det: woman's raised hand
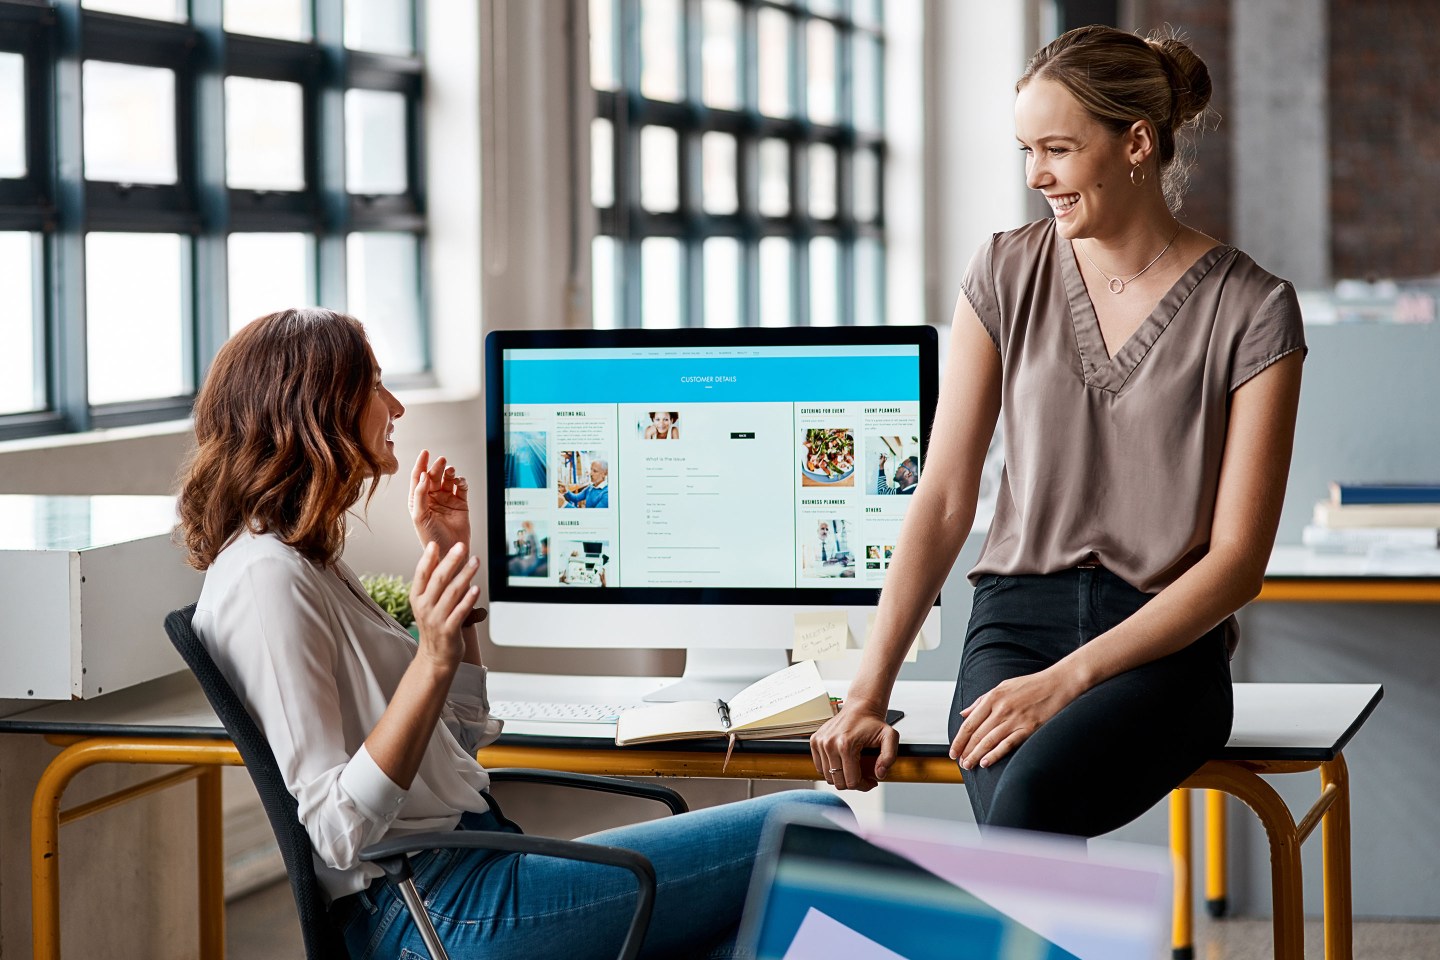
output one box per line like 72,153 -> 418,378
409,449 -> 471,557
409,541 -> 480,670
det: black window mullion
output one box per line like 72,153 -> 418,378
192,0 -> 228,377
591,0 -> 883,330
617,0 -> 641,327
313,0 -> 347,308
50,0 -> 87,430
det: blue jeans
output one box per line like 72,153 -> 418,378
334,789 -> 848,960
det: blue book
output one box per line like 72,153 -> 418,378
1329,482 -> 1440,506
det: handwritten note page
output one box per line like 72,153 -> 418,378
792,611 -> 850,661
727,659 -> 828,729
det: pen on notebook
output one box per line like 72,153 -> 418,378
716,699 -> 732,729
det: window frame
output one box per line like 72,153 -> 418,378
592,0 -> 887,329
0,0 -> 430,442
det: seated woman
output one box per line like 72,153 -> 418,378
178,308 -> 844,960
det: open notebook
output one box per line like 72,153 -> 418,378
738,804 -> 1172,960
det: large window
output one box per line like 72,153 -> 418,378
590,0 -> 886,329
0,0 -> 426,440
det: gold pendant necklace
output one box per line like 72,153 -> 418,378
1079,222 -> 1181,294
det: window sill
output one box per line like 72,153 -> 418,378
0,386 -> 480,458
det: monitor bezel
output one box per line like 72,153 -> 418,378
484,325 -> 940,607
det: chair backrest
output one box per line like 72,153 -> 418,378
165,603 -> 349,960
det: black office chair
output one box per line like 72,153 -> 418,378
164,603 -> 688,960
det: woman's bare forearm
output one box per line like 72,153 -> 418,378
364,656 -> 456,789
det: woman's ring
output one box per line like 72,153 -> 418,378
828,767 -> 841,774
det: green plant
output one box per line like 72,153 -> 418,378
360,573 -> 414,628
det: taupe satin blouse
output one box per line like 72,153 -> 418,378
964,219 -> 1306,596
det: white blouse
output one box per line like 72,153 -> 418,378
193,531 -> 504,901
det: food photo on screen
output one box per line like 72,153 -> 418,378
800,428 -> 855,487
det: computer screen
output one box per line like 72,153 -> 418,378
484,326 -> 940,699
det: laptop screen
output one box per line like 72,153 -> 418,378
738,808 -> 1170,960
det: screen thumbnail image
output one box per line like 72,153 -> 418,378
506,520 -> 548,579
637,408 -> 681,440
556,539 -> 610,587
800,428 -> 856,487
870,435 -> 920,495
556,450 -> 610,509
503,430 -> 548,489
801,518 -> 856,578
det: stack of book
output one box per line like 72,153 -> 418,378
1305,482 -> 1440,552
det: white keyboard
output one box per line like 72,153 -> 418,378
490,700 -> 639,724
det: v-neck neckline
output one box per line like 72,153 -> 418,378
1059,227 -> 1233,393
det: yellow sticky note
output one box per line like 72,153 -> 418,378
868,611 -> 922,661
793,611 -> 850,661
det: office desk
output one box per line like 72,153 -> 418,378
1259,545 -> 1440,602
1191,550 -> 1440,933
0,670 -> 1380,960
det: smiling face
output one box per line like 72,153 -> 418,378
651,412 -> 674,435
360,371 -> 405,475
1015,77 -> 1144,241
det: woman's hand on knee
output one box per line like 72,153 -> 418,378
810,705 -> 899,792
950,668 -> 1083,771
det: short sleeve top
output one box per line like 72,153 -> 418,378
964,219 -> 1306,595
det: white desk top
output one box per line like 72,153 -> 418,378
0,671 -> 1383,764
0,495 -> 179,552
1267,544 -> 1440,578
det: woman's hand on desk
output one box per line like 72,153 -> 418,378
950,667 -> 1084,771
410,541 -> 480,670
810,703 -> 898,792
409,449 -> 471,556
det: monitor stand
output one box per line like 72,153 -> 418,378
643,647 -> 793,703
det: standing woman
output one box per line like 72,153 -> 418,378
810,25 -> 1305,838
179,308 -> 844,959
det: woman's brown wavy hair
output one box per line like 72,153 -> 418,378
177,308 -> 385,570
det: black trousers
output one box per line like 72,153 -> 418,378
949,567 -> 1233,838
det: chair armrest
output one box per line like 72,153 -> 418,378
359,831 -> 655,960
487,768 -> 688,815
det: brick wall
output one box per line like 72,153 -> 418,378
1329,0 -> 1440,279
1126,1 -> 1232,244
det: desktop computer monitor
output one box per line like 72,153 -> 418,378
484,326 -> 940,700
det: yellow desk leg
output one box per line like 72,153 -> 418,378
198,766 -> 227,960
30,738 -> 242,960
1321,755 -> 1353,960
1170,789 -> 1194,960
1206,789 -> 1228,918
1185,766 -> 1306,960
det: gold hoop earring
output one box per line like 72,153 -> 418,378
1130,163 -> 1146,186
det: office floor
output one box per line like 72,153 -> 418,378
226,879 -> 1440,959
